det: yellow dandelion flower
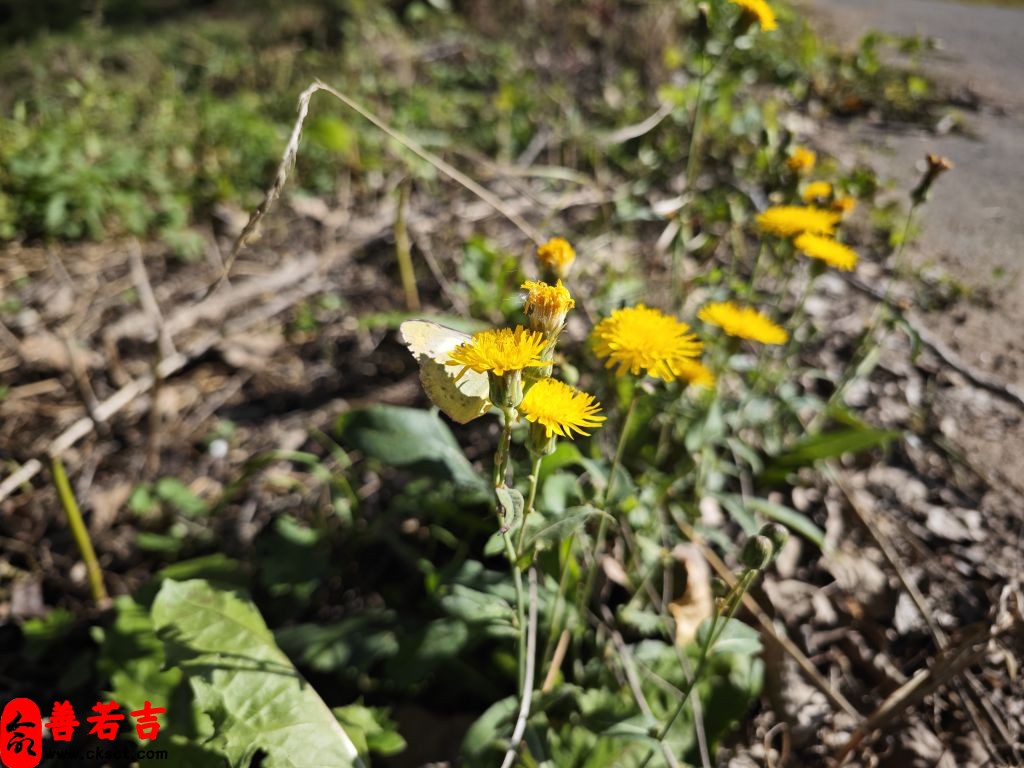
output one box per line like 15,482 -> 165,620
698,302 -> 788,345
729,0 -> 777,31
536,237 -> 576,278
756,205 -> 840,237
832,195 -> 857,215
448,326 -> 548,377
522,279 -> 575,335
676,359 -> 716,389
786,146 -> 816,173
520,378 -> 606,439
592,305 -> 703,381
794,233 -> 858,271
801,181 -> 833,203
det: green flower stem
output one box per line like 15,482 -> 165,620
504,531 -> 527,693
516,453 -> 544,555
494,406 -> 516,488
637,569 -> 757,768
494,406 -> 527,695
51,456 -> 109,607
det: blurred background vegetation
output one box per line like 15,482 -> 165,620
0,0 -> 943,252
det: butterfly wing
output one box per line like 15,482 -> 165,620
400,320 -> 490,423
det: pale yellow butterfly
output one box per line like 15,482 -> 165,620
399,320 -> 491,423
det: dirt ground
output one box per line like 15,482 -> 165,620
805,0 -> 1024,494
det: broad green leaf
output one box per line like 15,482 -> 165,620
461,695 -> 517,761
256,515 -> 328,606
540,471 -> 582,514
440,584 -> 516,637
538,441 -> 584,482
94,597 -> 223,768
384,618 -> 471,688
336,405 -> 485,491
275,612 -> 399,676
96,596 -> 182,715
152,579 -> 365,768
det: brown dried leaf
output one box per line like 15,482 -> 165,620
668,544 -> 713,647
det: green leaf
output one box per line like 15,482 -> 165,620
524,505 -> 609,551
333,703 -> 406,758
136,530 -> 185,554
155,554 -> 247,592
697,617 -> 762,657
275,612 -> 399,676
440,584 -> 516,638
256,515 -> 329,606
152,579 -> 365,768
539,471 -> 581,514
496,484 -> 524,524
713,494 -> 759,535
336,405 -> 485,491
461,695 -> 517,761
742,497 -> 825,549
155,477 -> 207,517
762,426 -> 900,479
21,608 -> 75,662
97,596 -> 182,715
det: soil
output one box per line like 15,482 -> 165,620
805,0 -> 1024,487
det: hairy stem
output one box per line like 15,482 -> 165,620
516,454 -> 544,555
494,407 -> 527,695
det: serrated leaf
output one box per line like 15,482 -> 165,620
152,579 -> 365,768
336,405 -> 485,491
